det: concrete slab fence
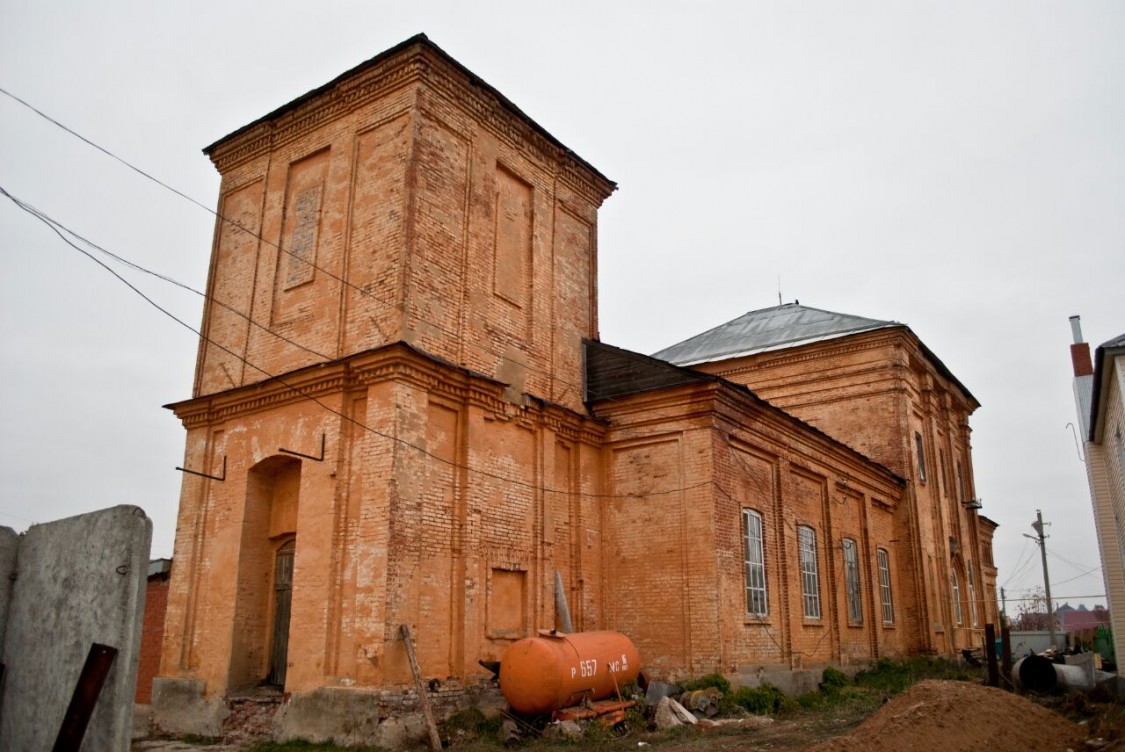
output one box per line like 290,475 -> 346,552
0,505 -> 151,751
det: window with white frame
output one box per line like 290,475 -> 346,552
843,538 -> 862,623
951,569 -> 963,625
798,526 -> 821,619
742,509 -> 768,617
915,432 -> 927,483
877,549 -> 894,624
967,561 -> 978,627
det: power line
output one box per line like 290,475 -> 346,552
4,85 -> 883,463
0,92 -> 1007,598
2,181 -> 716,503
0,85 -> 609,405
1000,538 -> 1036,588
1047,549 -> 1100,573
0,509 -> 38,526
1,187 -> 334,363
1051,566 -> 1103,587
0,85 -> 215,214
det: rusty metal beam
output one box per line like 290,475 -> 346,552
53,642 -> 118,752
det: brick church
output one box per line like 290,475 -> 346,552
156,35 -> 998,739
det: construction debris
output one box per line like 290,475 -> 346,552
653,696 -> 697,729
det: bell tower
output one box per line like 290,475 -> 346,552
195,34 -> 615,411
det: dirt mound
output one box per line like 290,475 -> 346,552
807,680 -> 1085,752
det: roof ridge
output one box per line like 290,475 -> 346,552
652,303 -> 900,365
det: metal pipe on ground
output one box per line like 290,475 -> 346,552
1012,655 -> 1095,693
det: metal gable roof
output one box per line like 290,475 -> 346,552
652,303 -> 901,367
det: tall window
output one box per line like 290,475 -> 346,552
798,526 -> 821,619
951,569 -> 963,625
877,549 -> 894,624
967,561 -> 979,627
742,509 -> 768,616
915,432 -> 927,483
956,461 -> 966,503
843,538 -> 862,623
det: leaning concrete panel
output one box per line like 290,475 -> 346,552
0,526 -> 18,656
0,505 -> 151,751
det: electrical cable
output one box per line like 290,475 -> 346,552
1,181 -> 719,503
2,87 -> 926,492
0,88 -> 1076,651
0,85 -> 619,405
999,539 -> 1035,588
1051,566 -> 1103,587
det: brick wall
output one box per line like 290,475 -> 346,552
694,327 -> 996,654
592,381 -> 907,679
136,571 -> 170,704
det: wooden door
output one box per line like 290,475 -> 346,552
267,539 -> 295,686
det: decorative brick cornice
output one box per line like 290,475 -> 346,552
415,51 -> 614,205
208,54 -> 425,172
205,40 -> 615,205
166,342 -> 606,444
716,329 -> 908,377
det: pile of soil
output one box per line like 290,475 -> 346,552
808,680 -> 1085,752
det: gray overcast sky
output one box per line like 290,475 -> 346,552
1,1 -> 1122,614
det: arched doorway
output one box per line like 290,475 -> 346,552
229,455 -> 301,690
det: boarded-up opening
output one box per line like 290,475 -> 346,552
488,568 -> 526,639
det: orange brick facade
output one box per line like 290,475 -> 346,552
690,328 -> 1000,651
591,374 -> 909,674
157,35 -> 996,735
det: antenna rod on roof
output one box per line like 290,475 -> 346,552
778,276 -> 782,306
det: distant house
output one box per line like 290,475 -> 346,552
1055,603 -> 1110,634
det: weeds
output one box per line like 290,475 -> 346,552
249,741 -> 384,752
727,683 -> 791,715
679,673 -> 731,694
853,656 -> 979,696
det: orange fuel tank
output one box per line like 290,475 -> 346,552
498,630 -> 640,715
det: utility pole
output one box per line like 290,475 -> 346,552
1023,509 -> 1056,649
1000,586 -> 1007,621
